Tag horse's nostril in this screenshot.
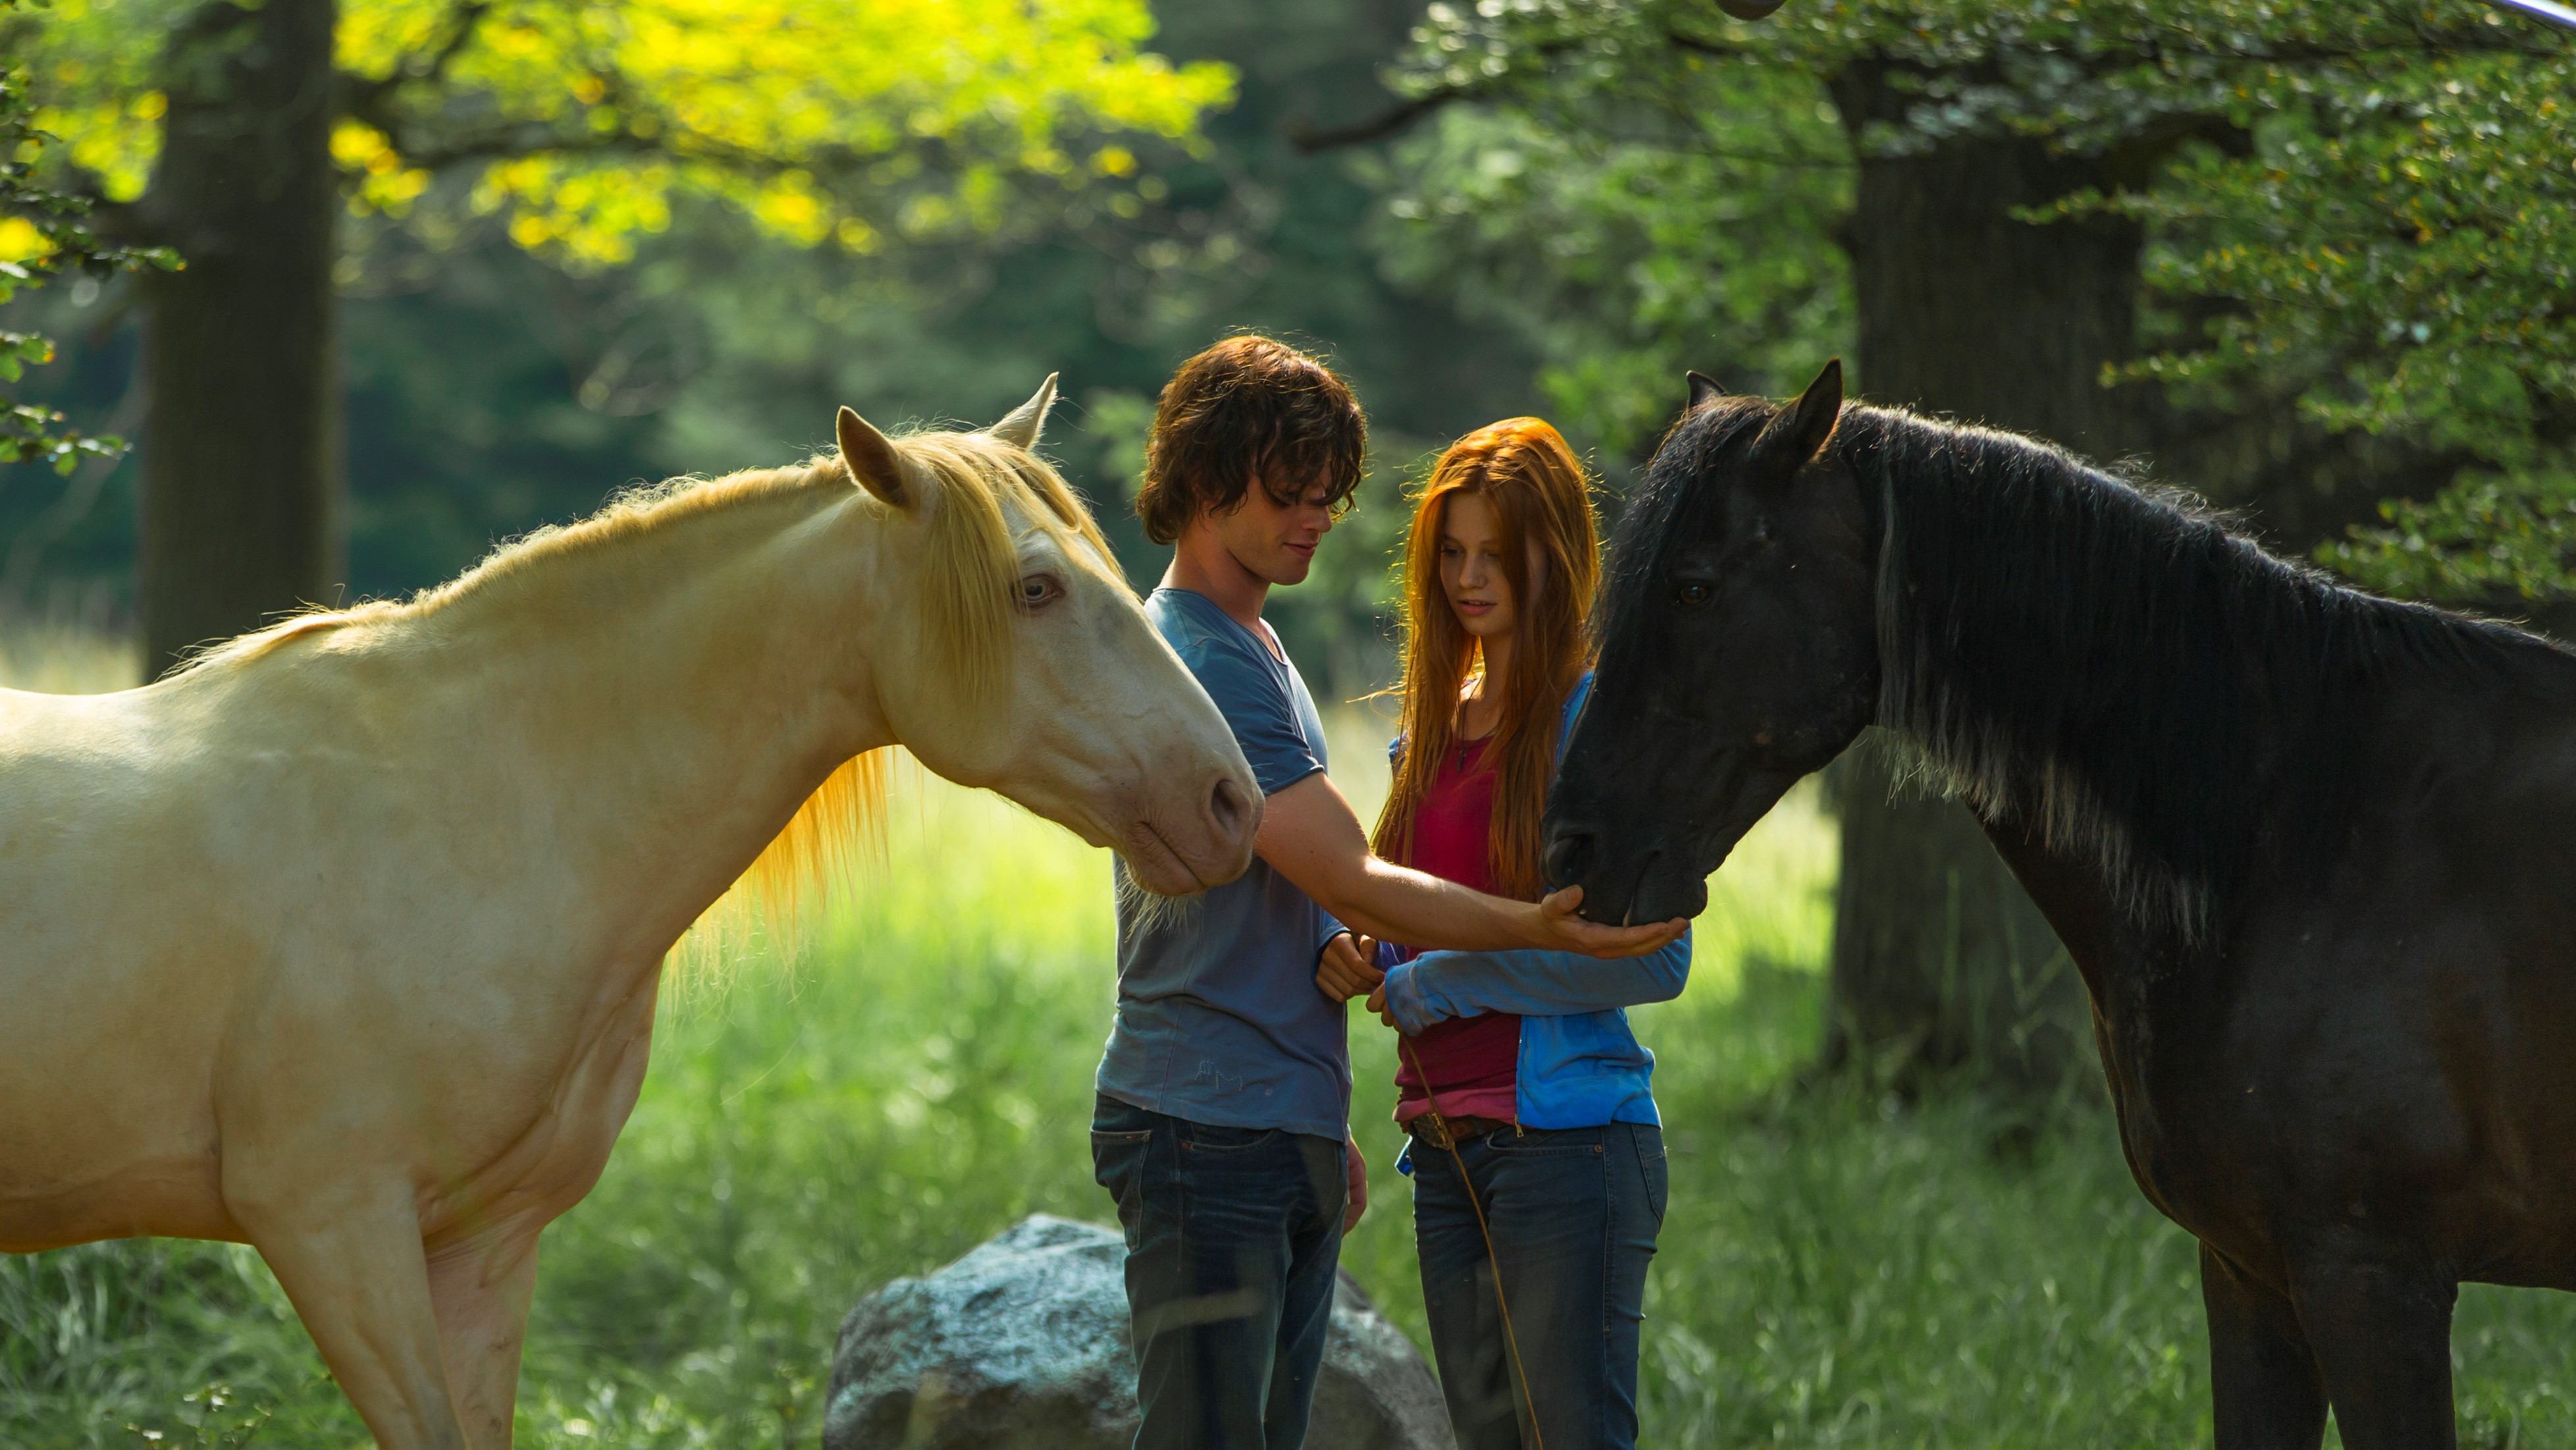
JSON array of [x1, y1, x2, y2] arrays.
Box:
[[1544, 828, 1598, 890], [1208, 776, 1253, 840]]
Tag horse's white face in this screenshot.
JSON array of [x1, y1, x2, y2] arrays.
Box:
[[842, 381, 1260, 896], [957, 502, 1261, 895]]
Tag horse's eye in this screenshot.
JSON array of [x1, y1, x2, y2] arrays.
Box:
[[1675, 581, 1713, 607], [1018, 575, 1063, 610]]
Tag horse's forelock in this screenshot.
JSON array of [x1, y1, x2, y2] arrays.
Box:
[[1595, 396, 1774, 653]]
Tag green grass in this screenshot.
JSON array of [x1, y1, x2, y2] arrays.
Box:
[[7, 660, 2576, 1447]]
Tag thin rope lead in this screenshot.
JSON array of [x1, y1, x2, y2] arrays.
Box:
[[1398, 1033, 1545, 1450]]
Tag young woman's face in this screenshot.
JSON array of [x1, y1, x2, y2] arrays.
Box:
[[1438, 491, 1540, 643]]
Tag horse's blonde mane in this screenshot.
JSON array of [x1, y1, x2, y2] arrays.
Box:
[[167, 460, 839, 674], [174, 425, 1120, 990]]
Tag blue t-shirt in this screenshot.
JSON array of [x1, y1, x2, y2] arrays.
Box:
[[1094, 587, 1352, 1141]]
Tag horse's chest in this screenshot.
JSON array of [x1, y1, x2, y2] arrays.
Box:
[[417, 973, 663, 1240], [2093, 982, 2262, 1244], [2095, 1013, 2199, 1224]]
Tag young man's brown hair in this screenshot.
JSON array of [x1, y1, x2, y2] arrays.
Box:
[[1135, 335, 1367, 545]]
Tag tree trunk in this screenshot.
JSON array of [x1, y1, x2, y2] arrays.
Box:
[[1818, 61, 2157, 1091], [139, 0, 341, 676]]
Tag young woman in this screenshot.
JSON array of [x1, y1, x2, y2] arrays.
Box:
[[1317, 418, 1690, 1450]]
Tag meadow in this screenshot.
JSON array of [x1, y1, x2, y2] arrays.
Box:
[[5, 636, 2574, 1448]]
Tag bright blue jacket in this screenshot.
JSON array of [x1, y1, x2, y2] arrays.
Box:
[[1379, 673, 1691, 1129]]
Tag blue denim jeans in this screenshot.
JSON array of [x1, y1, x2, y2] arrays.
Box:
[[1090, 1093, 1349, 1450], [1406, 1120, 1668, 1450]]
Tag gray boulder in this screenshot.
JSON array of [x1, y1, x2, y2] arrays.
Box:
[[824, 1214, 1454, 1450]]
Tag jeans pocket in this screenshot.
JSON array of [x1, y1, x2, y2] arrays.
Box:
[[1633, 1124, 1669, 1229], [1485, 1125, 1605, 1157], [1182, 1122, 1280, 1153], [1091, 1127, 1155, 1250]]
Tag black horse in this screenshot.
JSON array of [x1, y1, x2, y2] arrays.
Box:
[[1543, 360, 2576, 1449]]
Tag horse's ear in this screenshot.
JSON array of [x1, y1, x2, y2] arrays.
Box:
[[837, 406, 911, 510], [1685, 370, 1723, 410], [1753, 358, 1842, 475], [987, 372, 1059, 450]]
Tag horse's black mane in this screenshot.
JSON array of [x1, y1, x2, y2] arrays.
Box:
[[1611, 396, 2576, 938]]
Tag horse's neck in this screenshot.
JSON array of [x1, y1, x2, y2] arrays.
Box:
[[1866, 431, 2269, 947], [1971, 803, 2130, 1004], [406, 486, 895, 963]]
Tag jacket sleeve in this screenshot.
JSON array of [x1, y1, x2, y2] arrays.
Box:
[[1378, 928, 1692, 1035]]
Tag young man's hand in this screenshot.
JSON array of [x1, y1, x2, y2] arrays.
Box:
[[1525, 886, 1688, 957], [1314, 930, 1382, 1002], [1259, 774, 1691, 955], [1344, 1137, 1367, 1233], [1364, 981, 1398, 1031]]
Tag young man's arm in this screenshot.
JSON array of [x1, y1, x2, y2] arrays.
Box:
[[1257, 771, 1685, 958]]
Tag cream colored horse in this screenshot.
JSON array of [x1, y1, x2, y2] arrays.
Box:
[[0, 380, 1257, 1449]]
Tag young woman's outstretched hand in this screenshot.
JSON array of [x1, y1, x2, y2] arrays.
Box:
[[1525, 886, 1688, 957]]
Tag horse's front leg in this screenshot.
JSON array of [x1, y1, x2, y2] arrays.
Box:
[[239, 1177, 471, 1449], [2290, 1245, 2459, 1450], [2201, 1242, 2326, 1450], [429, 1222, 545, 1450]]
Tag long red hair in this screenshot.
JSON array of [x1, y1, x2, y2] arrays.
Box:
[[1372, 418, 1600, 899]]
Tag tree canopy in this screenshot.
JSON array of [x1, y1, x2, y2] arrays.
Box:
[[1370, 0, 2575, 600], [0, 0, 171, 476], [0, 0, 1544, 690], [17, 0, 1226, 263], [3, 0, 1238, 669], [14, 0, 1230, 264]]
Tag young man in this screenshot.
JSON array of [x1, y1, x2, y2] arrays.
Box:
[[1091, 335, 1684, 1450]]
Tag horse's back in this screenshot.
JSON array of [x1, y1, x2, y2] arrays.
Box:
[[0, 684, 192, 959]]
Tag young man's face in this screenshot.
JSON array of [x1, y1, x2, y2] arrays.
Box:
[[1209, 472, 1338, 587]]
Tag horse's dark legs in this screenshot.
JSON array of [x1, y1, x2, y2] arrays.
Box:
[[2290, 1250, 2458, 1450], [2201, 1243, 2326, 1450]]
